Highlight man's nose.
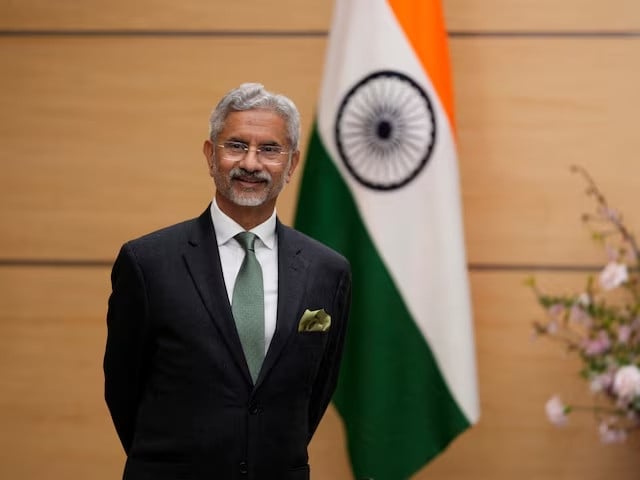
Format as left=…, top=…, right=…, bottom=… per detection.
left=239, top=147, right=262, bottom=170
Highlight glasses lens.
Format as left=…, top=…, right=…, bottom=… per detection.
left=222, top=141, right=246, bottom=160
left=259, top=145, right=284, bottom=162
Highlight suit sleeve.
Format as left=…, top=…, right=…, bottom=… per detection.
left=103, top=243, right=151, bottom=453
left=307, top=262, right=352, bottom=439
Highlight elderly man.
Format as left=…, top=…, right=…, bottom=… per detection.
left=104, top=83, right=352, bottom=480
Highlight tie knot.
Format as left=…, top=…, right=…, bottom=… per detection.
left=235, top=231, right=257, bottom=252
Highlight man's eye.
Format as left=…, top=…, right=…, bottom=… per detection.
left=260, top=145, right=282, bottom=154
left=225, top=141, right=247, bottom=152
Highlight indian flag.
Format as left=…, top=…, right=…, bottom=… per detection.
left=294, top=0, right=479, bottom=478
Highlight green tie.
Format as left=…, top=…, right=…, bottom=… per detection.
left=232, top=232, right=265, bottom=383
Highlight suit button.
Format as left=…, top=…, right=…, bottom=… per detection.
left=239, top=461, right=248, bottom=474
left=249, top=404, right=262, bottom=415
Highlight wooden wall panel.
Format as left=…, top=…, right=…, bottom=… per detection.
left=444, top=0, right=640, bottom=31
left=0, top=0, right=637, bottom=31
left=454, top=37, right=640, bottom=265
left=0, top=0, right=333, bottom=31
left=0, top=37, right=325, bottom=260
left=2, top=268, right=639, bottom=479
left=0, top=266, right=122, bottom=478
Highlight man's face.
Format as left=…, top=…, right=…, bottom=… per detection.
left=205, top=110, right=299, bottom=209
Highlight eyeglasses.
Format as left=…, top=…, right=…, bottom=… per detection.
left=217, top=141, right=291, bottom=165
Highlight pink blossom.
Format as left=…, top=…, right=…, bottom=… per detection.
left=582, top=331, right=611, bottom=356
left=605, top=208, right=621, bottom=221
left=546, top=320, right=559, bottom=335
left=618, top=325, right=632, bottom=344
left=605, top=245, right=618, bottom=261
left=577, top=292, right=591, bottom=307
left=547, top=303, right=564, bottom=319
left=590, top=372, right=614, bottom=393
left=545, top=395, right=569, bottom=426
left=598, top=206, right=621, bottom=222
left=599, top=261, right=628, bottom=290
left=613, top=365, right=640, bottom=400
left=570, top=304, right=591, bottom=325
left=598, top=422, right=627, bottom=444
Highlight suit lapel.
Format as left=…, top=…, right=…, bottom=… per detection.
left=182, top=208, right=253, bottom=384
left=255, top=221, right=309, bottom=388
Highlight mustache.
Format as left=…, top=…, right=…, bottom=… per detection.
left=229, top=167, right=271, bottom=182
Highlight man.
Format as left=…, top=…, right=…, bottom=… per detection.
left=104, top=83, right=352, bottom=479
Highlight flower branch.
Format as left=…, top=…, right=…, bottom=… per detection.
left=530, top=167, right=640, bottom=443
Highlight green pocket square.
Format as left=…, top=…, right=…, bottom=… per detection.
left=298, top=308, right=331, bottom=332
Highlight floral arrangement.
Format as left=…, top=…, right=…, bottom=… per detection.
left=527, top=165, right=640, bottom=443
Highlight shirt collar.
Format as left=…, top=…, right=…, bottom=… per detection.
left=210, top=198, right=277, bottom=250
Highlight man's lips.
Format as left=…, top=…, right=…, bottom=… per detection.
left=232, top=176, right=267, bottom=188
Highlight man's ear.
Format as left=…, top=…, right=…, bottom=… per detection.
left=203, top=140, right=215, bottom=174
left=285, top=150, right=301, bottom=183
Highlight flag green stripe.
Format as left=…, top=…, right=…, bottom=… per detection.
left=295, top=127, right=470, bottom=480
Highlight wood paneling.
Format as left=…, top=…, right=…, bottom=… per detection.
left=0, top=0, right=637, bottom=31
left=1, top=37, right=639, bottom=264
left=2, top=268, right=639, bottom=479
left=444, top=0, right=640, bottom=31
left=454, top=38, right=640, bottom=265
left=0, top=266, right=123, bottom=478
left=0, top=0, right=333, bottom=31
left=0, top=37, right=325, bottom=260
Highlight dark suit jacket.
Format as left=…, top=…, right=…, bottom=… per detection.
left=104, top=207, right=351, bottom=480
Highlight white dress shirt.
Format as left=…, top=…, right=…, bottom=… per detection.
left=210, top=199, right=278, bottom=354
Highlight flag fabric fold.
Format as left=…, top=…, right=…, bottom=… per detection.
left=294, top=0, right=479, bottom=478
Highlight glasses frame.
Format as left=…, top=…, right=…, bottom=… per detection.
left=216, top=141, right=292, bottom=165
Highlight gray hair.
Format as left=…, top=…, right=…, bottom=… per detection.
left=208, top=83, right=301, bottom=150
